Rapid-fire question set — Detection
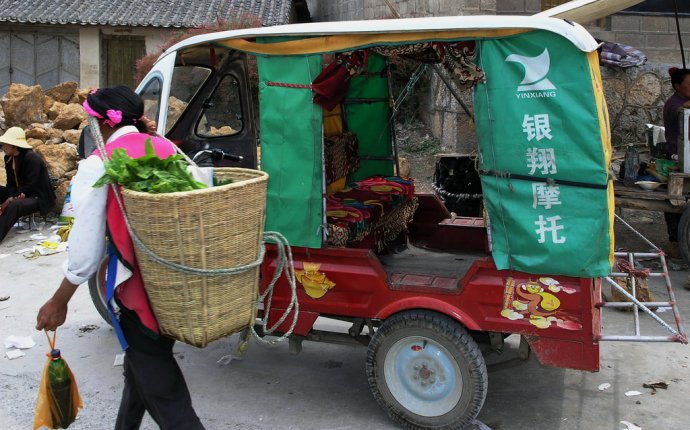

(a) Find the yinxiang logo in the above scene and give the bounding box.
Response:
[505,49,557,99]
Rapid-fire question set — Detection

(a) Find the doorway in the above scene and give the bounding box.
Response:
[101,35,146,89]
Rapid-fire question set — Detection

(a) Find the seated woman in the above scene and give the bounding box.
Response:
[0,127,56,243]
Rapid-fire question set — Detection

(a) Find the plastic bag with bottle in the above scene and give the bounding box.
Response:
[33,331,83,429]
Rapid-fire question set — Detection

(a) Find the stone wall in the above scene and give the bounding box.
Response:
[602,64,672,146]
[423,59,676,151]
[421,73,476,153]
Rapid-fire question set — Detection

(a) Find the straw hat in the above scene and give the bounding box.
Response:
[0,127,31,149]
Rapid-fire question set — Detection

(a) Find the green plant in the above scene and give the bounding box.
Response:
[95,138,207,193]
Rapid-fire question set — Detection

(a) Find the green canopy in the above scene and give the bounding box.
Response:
[474,30,614,277]
[258,48,323,248]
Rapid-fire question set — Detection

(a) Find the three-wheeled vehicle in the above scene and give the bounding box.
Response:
[89,15,686,429]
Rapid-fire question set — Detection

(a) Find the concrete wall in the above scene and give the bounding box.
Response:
[494,2,690,66]
[495,0,545,15]
[77,25,171,89]
[306,0,496,21]
[78,28,100,89]
[589,14,690,66]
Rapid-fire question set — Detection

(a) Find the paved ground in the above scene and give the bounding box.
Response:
[1,215,688,430]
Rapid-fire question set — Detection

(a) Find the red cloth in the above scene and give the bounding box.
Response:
[312,51,367,110]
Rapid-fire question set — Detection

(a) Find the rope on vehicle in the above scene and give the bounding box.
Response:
[250,231,300,346]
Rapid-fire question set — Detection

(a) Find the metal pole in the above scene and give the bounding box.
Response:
[386,60,401,176]
[628,253,640,336]
[673,0,687,68]
[432,64,474,119]
[604,276,680,336]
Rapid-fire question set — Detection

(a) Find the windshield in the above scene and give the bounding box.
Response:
[166,65,212,133]
[195,74,243,137]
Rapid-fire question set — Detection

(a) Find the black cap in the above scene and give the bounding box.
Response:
[50,349,61,359]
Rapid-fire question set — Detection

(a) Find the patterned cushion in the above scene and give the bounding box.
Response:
[326,176,416,251]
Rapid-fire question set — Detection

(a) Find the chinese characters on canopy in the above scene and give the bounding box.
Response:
[522,113,566,244]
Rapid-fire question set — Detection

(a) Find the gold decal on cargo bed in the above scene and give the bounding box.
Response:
[296,262,336,299]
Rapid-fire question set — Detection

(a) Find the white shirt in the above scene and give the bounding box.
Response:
[63,126,140,285]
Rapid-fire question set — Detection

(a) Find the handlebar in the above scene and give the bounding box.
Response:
[192,149,244,163]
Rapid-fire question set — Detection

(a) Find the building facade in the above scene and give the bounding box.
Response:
[0,0,299,92]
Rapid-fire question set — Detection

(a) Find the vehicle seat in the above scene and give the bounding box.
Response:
[326,176,418,251]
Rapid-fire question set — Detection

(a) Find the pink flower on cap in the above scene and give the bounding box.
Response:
[104,109,123,127]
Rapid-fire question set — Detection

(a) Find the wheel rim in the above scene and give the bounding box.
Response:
[383,336,463,417]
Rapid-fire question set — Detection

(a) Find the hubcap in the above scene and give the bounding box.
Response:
[383,336,462,417]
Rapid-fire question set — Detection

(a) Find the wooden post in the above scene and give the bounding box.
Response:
[668,173,690,206]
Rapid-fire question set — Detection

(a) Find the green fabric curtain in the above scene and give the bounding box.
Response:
[344,53,394,180]
[257,47,323,248]
[474,31,613,277]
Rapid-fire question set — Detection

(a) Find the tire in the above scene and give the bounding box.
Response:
[678,207,690,264]
[88,256,112,326]
[366,310,487,430]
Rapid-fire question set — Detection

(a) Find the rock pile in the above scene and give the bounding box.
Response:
[0,82,90,214]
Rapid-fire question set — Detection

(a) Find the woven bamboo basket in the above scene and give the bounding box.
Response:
[120,168,268,347]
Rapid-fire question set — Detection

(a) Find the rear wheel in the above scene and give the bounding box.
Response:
[88,256,112,326]
[366,310,487,429]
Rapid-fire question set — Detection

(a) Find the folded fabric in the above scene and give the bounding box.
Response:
[599,41,647,68]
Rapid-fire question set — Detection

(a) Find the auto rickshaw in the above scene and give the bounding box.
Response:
[89,15,686,429]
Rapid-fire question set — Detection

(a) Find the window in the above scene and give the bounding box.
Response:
[139,77,162,125]
[196,75,243,137]
[166,66,212,133]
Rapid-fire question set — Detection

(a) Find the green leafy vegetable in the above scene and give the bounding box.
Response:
[94,138,207,193]
[214,178,234,187]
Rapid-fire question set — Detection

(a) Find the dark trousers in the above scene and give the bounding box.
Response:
[0,187,40,243]
[115,310,204,430]
[664,212,681,243]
